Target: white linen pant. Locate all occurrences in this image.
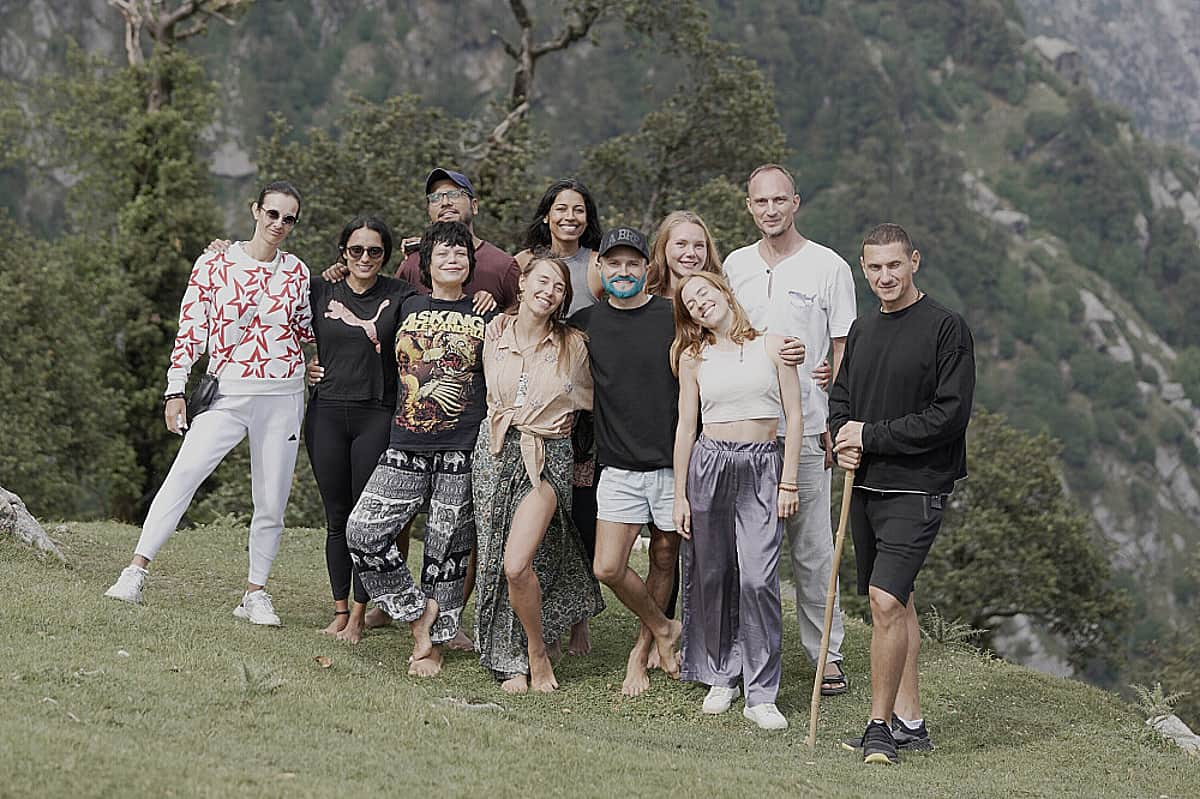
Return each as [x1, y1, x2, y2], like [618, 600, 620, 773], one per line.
[783, 434, 845, 666]
[135, 392, 304, 585]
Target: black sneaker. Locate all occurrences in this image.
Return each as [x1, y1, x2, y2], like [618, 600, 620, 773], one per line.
[861, 720, 899, 765]
[841, 715, 934, 752]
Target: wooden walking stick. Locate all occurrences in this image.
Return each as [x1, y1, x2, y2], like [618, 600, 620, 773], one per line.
[805, 467, 855, 748]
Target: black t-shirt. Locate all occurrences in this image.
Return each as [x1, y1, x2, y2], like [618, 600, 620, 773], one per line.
[570, 296, 678, 471]
[310, 276, 416, 406]
[829, 295, 975, 495]
[389, 295, 495, 452]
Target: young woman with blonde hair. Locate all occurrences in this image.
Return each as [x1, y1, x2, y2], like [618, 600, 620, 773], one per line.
[670, 271, 804, 730]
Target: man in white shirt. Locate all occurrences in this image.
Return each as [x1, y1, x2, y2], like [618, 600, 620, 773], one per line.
[723, 163, 857, 696]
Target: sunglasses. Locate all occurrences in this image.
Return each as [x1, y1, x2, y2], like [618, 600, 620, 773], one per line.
[260, 208, 298, 226]
[344, 245, 385, 260]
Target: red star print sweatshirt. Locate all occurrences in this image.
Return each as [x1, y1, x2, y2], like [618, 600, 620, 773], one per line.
[166, 242, 314, 397]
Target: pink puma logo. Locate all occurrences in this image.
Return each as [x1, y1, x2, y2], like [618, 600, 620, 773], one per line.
[325, 299, 390, 352]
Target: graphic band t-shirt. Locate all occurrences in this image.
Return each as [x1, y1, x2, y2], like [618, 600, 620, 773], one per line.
[389, 295, 495, 451]
[310, 276, 416, 406]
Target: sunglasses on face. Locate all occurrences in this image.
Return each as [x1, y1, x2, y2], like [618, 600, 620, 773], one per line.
[426, 189, 470, 204]
[260, 208, 298, 226]
[344, 245, 385, 260]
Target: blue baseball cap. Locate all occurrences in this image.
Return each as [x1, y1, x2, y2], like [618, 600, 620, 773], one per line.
[425, 168, 475, 198]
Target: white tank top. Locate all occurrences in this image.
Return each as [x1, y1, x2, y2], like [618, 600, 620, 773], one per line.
[697, 336, 781, 424]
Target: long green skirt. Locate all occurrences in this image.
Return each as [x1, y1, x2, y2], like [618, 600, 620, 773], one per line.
[473, 425, 605, 678]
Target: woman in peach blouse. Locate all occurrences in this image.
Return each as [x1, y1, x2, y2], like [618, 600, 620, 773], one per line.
[472, 254, 605, 694]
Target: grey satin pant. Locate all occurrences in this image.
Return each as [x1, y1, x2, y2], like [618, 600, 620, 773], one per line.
[680, 437, 783, 706]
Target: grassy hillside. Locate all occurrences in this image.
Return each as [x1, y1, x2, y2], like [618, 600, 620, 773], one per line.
[1, 524, 1195, 798]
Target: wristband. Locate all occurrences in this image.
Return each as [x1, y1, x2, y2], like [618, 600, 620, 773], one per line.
[163, 393, 185, 403]
[778, 485, 798, 493]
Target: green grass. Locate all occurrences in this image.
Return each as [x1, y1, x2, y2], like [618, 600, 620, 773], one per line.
[2, 523, 1196, 798]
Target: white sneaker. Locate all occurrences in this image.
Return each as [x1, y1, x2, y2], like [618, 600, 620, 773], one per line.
[743, 702, 789, 730]
[702, 685, 741, 714]
[233, 589, 281, 626]
[104, 565, 147, 604]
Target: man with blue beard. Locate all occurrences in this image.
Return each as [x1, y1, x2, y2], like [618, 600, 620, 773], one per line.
[570, 227, 684, 697]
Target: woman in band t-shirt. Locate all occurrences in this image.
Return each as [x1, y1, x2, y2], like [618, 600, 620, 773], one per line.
[306, 216, 416, 642]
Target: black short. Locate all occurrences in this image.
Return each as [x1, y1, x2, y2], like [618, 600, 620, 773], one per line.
[849, 490, 945, 604]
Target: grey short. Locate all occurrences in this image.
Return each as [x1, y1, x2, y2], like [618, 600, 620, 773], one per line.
[849, 489, 945, 604]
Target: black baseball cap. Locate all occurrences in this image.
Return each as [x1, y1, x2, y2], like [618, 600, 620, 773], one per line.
[597, 226, 649, 260]
[425, 168, 475, 197]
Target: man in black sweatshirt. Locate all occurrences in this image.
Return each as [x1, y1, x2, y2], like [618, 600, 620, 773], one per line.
[829, 223, 975, 765]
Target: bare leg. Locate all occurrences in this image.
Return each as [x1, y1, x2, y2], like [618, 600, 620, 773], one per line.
[868, 587, 910, 721]
[893, 594, 922, 721]
[408, 597, 439, 664]
[408, 645, 444, 677]
[567, 618, 592, 656]
[335, 601, 367, 644]
[643, 527, 679, 671]
[323, 598, 350, 636]
[506, 481, 559, 693]
[594, 521, 682, 696]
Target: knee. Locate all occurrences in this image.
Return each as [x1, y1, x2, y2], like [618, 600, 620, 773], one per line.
[868, 587, 906, 626]
[648, 537, 679, 571]
[593, 560, 620, 585]
[504, 559, 533, 586]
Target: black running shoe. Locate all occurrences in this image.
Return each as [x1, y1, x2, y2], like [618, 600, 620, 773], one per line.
[861, 720, 899, 765]
[841, 715, 934, 752]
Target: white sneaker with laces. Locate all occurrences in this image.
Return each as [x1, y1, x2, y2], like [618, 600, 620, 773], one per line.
[743, 702, 789, 730]
[702, 685, 741, 714]
[104, 565, 148, 604]
[233, 589, 281, 626]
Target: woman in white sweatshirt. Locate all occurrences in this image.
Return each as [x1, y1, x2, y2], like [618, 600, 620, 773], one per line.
[104, 180, 313, 626]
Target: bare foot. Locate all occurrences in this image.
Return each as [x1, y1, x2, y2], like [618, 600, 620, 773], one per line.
[653, 620, 682, 679]
[364, 606, 393, 629]
[445, 629, 475, 652]
[407, 646, 444, 678]
[545, 639, 562, 661]
[334, 615, 364, 644]
[567, 619, 592, 656]
[621, 646, 651, 697]
[320, 613, 348, 636]
[646, 647, 660, 670]
[501, 674, 529, 694]
[529, 652, 559, 693]
[408, 598, 439, 662]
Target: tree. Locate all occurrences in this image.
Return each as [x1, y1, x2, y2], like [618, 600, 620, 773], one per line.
[41, 39, 226, 517]
[918, 410, 1130, 668]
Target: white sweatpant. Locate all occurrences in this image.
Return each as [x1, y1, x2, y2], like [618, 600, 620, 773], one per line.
[135, 392, 304, 586]
[782, 434, 846, 666]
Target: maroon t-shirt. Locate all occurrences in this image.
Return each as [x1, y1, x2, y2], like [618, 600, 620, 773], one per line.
[395, 239, 520, 312]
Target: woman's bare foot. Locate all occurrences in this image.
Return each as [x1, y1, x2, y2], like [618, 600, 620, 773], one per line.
[653, 620, 683, 679]
[321, 612, 349, 636]
[646, 647, 660, 670]
[529, 652, 559, 693]
[501, 674, 528, 694]
[408, 598, 439, 662]
[364, 606, 393, 629]
[335, 615, 364, 644]
[445, 629, 475, 652]
[567, 619, 592, 656]
[407, 645, 444, 678]
[545, 639, 562, 661]
[621, 644, 651, 697]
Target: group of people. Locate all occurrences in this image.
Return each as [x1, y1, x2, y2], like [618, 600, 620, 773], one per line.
[103, 162, 975, 765]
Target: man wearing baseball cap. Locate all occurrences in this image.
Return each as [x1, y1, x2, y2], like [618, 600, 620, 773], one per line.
[393, 168, 520, 309]
[569, 226, 684, 697]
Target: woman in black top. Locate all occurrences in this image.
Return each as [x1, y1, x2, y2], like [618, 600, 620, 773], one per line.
[306, 216, 415, 642]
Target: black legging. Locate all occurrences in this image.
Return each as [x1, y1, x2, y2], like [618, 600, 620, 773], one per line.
[304, 395, 392, 604]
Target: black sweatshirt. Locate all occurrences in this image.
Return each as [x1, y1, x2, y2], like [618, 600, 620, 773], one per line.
[569, 296, 679, 471]
[828, 294, 975, 494]
[311, 276, 416, 406]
